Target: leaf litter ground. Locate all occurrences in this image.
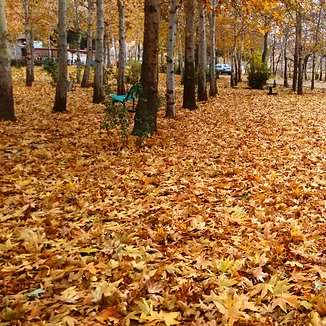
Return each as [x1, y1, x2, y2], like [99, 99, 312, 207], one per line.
[1, 68, 326, 325]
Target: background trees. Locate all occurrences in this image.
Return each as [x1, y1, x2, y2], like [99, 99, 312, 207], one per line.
[3, 0, 326, 125]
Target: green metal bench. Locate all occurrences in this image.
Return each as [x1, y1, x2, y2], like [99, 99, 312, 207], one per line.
[108, 84, 141, 112]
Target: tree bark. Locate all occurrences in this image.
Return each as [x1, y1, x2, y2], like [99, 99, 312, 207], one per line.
[23, 0, 33, 86]
[117, 0, 126, 95]
[74, 0, 82, 84]
[132, 0, 159, 136]
[231, 23, 237, 87]
[261, 31, 268, 64]
[292, 10, 300, 92]
[177, 22, 184, 84]
[93, 0, 104, 103]
[183, 0, 197, 110]
[208, 0, 217, 96]
[53, 0, 68, 112]
[81, 0, 93, 88]
[297, 9, 303, 95]
[165, 0, 177, 118]
[0, 0, 15, 121]
[283, 33, 289, 88]
[197, 0, 207, 101]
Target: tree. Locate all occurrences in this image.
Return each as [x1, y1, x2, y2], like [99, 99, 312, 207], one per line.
[73, 0, 82, 84]
[208, 0, 217, 97]
[132, 0, 159, 136]
[22, 0, 34, 86]
[183, 0, 196, 110]
[117, 0, 126, 95]
[53, 0, 68, 112]
[0, 0, 15, 121]
[93, 0, 104, 103]
[165, 0, 177, 118]
[81, 0, 94, 88]
[197, 0, 207, 101]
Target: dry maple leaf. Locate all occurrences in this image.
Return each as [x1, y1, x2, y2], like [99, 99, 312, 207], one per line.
[140, 310, 180, 326]
[252, 266, 269, 282]
[271, 293, 299, 312]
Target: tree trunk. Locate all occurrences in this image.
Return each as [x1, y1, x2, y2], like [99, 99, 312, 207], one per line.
[261, 31, 268, 64]
[104, 21, 110, 67]
[208, 0, 217, 96]
[30, 26, 34, 82]
[297, 10, 303, 95]
[292, 10, 300, 92]
[74, 0, 82, 84]
[183, 0, 196, 110]
[23, 0, 33, 86]
[0, 0, 15, 121]
[165, 0, 177, 118]
[132, 0, 159, 136]
[311, 52, 315, 90]
[197, 0, 207, 102]
[231, 24, 237, 87]
[283, 34, 289, 88]
[81, 0, 93, 88]
[117, 0, 126, 95]
[53, 0, 68, 112]
[319, 55, 323, 81]
[237, 34, 243, 82]
[93, 0, 104, 103]
[177, 22, 184, 84]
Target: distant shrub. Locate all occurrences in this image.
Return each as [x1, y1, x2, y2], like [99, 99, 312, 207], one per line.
[126, 61, 141, 85]
[42, 59, 58, 82]
[247, 62, 271, 89]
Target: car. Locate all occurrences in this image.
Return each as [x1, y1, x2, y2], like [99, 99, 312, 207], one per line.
[215, 63, 232, 75]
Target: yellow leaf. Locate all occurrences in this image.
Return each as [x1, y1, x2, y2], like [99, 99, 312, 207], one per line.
[271, 294, 299, 312]
[142, 310, 180, 326]
[220, 257, 235, 273]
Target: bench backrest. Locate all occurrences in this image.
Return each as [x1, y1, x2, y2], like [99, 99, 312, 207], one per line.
[125, 84, 142, 102]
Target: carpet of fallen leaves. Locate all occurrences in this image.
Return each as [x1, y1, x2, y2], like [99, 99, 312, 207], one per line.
[2, 67, 326, 326]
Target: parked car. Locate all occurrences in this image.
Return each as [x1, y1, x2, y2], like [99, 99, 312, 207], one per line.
[215, 63, 232, 75]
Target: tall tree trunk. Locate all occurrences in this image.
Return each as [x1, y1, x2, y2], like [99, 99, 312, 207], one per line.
[319, 55, 323, 81]
[237, 34, 243, 82]
[81, 0, 93, 88]
[165, 0, 177, 118]
[177, 22, 184, 84]
[283, 34, 289, 87]
[0, 0, 15, 121]
[74, 0, 82, 84]
[104, 21, 110, 67]
[30, 26, 34, 82]
[231, 24, 237, 87]
[117, 0, 126, 95]
[23, 0, 33, 86]
[292, 10, 300, 92]
[132, 0, 159, 136]
[183, 0, 196, 110]
[197, 0, 207, 101]
[261, 31, 268, 64]
[93, 0, 104, 103]
[297, 10, 303, 95]
[311, 1, 323, 89]
[311, 52, 316, 90]
[208, 0, 217, 96]
[53, 0, 68, 112]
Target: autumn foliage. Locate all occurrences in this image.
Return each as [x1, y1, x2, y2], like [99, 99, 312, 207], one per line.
[2, 68, 326, 325]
